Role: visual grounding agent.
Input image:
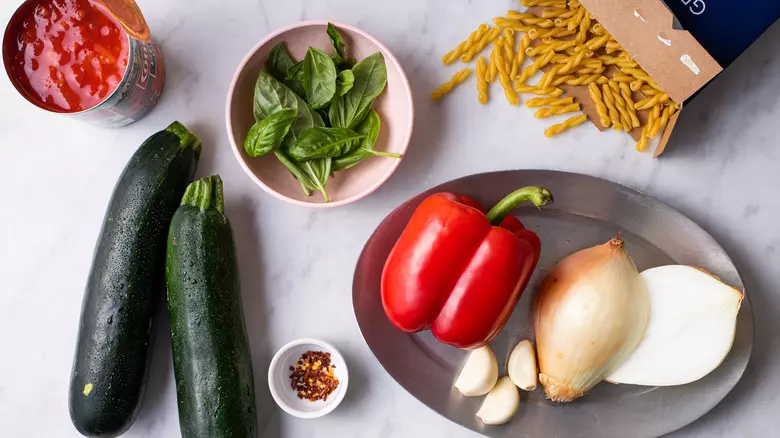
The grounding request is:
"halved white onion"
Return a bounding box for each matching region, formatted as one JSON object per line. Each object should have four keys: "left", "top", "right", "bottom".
{"left": 606, "top": 265, "right": 743, "bottom": 386}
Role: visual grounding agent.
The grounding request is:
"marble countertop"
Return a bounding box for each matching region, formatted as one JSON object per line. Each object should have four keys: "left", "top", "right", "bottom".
{"left": 2, "top": 1, "right": 779, "bottom": 437}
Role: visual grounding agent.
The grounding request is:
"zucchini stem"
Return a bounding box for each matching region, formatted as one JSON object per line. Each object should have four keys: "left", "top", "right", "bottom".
{"left": 181, "top": 175, "right": 225, "bottom": 214}
{"left": 166, "top": 121, "right": 203, "bottom": 159}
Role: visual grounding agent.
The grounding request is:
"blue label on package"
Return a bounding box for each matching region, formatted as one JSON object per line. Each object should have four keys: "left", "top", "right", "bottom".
{"left": 661, "top": 0, "right": 780, "bottom": 66}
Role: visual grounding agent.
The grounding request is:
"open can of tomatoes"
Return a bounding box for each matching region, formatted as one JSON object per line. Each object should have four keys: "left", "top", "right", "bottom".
{"left": 2, "top": 0, "right": 164, "bottom": 128}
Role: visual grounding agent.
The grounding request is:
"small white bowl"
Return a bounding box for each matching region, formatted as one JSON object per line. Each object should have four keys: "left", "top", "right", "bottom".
{"left": 268, "top": 338, "right": 349, "bottom": 419}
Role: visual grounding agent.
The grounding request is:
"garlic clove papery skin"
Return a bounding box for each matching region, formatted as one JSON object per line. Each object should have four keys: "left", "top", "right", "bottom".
{"left": 605, "top": 265, "right": 743, "bottom": 386}
{"left": 535, "top": 236, "right": 650, "bottom": 402}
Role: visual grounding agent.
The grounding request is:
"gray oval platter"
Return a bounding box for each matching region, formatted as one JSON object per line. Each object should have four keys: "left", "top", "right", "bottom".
{"left": 352, "top": 170, "right": 753, "bottom": 438}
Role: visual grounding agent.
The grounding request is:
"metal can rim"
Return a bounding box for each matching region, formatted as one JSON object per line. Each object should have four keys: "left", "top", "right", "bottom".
{"left": 1, "top": 0, "right": 136, "bottom": 116}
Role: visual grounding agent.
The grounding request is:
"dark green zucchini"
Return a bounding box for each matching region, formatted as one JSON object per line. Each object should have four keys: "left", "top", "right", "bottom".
{"left": 165, "top": 175, "right": 257, "bottom": 438}
{"left": 69, "top": 122, "right": 201, "bottom": 437}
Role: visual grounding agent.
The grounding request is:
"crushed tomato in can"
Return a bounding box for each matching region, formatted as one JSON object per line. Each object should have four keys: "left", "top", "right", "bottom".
{"left": 2, "top": 0, "right": 164, "bottom": 127}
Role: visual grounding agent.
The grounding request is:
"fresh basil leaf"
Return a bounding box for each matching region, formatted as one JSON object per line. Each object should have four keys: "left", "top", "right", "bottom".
{"left": 303, "top": 158, "right": 331, "bottom": 202}
{"left": 274, "top": 150, "right": 316, "bottom": 195}
{"left": 339, "top": 58, "right": 357, "bottom": 70}
{"left": 253, "top": 66, "right": 334, "bottom": 201}
{"left": 302, "top": 47, "right": 337, "bottom": 109}
{"left": 286, "top": 61, "right": 303, "bottom": 82}
{"left": 332, "top": 110, "right": 379, "bottom": 171}
{"left": 351, "top": 97, "right": 376, "bottom": 128}
{"left": 316, "top": 107, "right": 330, "bottom": 126}
{"left": 265, "top": 43, "right": 294, "bottom": 81}
{"left": 265, "top": 42, "right": 305, "bottom": 97}
{"left": 336, "top": 70, "right": 355, "bottom": 97}
{"left": 327, "top": 23, "right": 346, "bottom": 66}
{"left": 243, "top": 108, "right": 297, "bottom": 157}
{"left": 356, "top": 109, "right": 381, "bottom": 150}
{"left": 252, "top": 71, "right": 325, "bottom": 150}
{"left": 328, "top": 52, "right": 387, "bottom": 129}
{"left": 332, "top": 110, "right": 402, "bottom": 171}
{"left": 288, "top": 127, "right": 366, "bottom": 161}
{"left": 254, "top": 71, "right": 297, "bottom": 120}
{"left": 332, "top": 149, "right": 371, "bottom": 172}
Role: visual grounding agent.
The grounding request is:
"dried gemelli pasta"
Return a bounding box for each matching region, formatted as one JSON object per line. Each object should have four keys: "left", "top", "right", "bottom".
{"left": 534, "top": 103, "right": 581, "bottom": 118}
{"left": 605, "top": 39, "right": 621, "bottom": 54}
{"left": 516, "top": 50, "right": 555, "bottom": 85}
{"left": 435, "top": 0, "right": 680, "bottom": 148}
{"left": 522, "top": 0, "right": 568, "bottom": 7}
{"left": 588, "top": 83, "right": 610, "bottom": 128}
{"left": 476, "top": 56, "right": 489, "bottom": 104}
{"left": 443, "top": 24, "right": 488, "bottom": 65}
{"left": 545, "top": 114, "right": 588, "bottom": 137}
{"left": 487, "top": 47, "right": 499, "bottom": 84}
{"left": 601, "top": 83, "right": 623, "bottom": 131}
{"left": 618, "top": 82, "right": 641, "bottom": 127}
{"left": 637, "top": 104, "right": 660, "bottom": 151}
{"left": 650, "top": 104, "right": 675, "bottom": 137}
{"left": 639, "top": 85, "right": 658, "bottom": 96}
{"left": 590, "top": 23, "right": 606, "bottom": 35}
{"left": 561, "top": 74, "right": 607, "bottom": 86}
{"left": 636, "top": 126, "right": 649, "bottom": 152}
{"left": 432, "top": 68, "right": 472, "bottom": 100}
{"left": 508, "top": 11, "right": 555, "bottom": 28}
{"left": 529, "top": 26, "right": 574, "bottom": 40}
{"left": 461, "top": 27, "right": 502, "bottom": 63}
{"left": 492, "top": 17, "right": 534, "bottom": 32}
{"left": 576, "top": 11, "right": 590, "bottom": 44}
{"left": 494, "top": 37, "right": 520, "bottom": 105}
{"left": 503, "top": 29, "right": 516, "bottom": 72}
{"left": 515, "top": 84, "right": 564, "bottom": 96}
{"left": 542, "top": 7, "right": 575, "bottom": 19}
{"left": 511, "top": 34, "right": 531, "bottom": 79}
{"left": 567, "top": 6, "right": 586, "bottom": 31}
{"left": 608, "top": 80, "right": 634, "bottom": 130}
{"left": 525, "top": 96, "right": 574, "bottom": 108}
{"left": 630, "top": 80, "right": 645, "bottom": 91}
{"left": 636, "top": 93, "right": 670, "bottom": 110}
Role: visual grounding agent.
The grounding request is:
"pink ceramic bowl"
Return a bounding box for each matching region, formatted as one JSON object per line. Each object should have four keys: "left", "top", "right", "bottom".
{"left": 226, "top": 21, "right": 414, "bottom": 208}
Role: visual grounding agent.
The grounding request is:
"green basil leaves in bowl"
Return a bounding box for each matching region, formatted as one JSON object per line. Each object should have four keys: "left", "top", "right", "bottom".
{"left": 227, "top": 21, "right": 413, "bottom": 207}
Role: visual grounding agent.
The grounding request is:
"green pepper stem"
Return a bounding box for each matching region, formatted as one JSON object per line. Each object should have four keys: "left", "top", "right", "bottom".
{"left": 181, "top": 175, "right": 225, "bottom": 214}
{"left": 485, "top": 186, "right": 553, "bottom": 225}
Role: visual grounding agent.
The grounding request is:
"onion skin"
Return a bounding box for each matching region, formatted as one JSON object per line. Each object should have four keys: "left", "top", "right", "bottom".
{"left": 534, "top": 236, "right": 649, "bottom": 402}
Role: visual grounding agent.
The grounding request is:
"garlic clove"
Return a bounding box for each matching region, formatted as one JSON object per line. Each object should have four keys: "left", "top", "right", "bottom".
{"left": 606, "top": 265, "right": 743, "bottom": 386}
{"left": 476, "top": 376, "right": 520, "bottom": 425}
{"left": 454, "top": 345, "right": 499, "bottom": 396}
{"left": 508, "top": 340, "right": 538, "bottom": 391}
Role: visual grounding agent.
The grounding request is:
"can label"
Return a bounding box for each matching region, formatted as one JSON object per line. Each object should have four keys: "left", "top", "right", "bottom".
{"left": 77, "top": 37, "right": 165, "bottom": 128}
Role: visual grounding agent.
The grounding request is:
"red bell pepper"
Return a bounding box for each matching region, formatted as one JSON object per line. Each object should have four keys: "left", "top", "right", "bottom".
{"left": 381, "top": 186, "right": 553, "bottom": 349}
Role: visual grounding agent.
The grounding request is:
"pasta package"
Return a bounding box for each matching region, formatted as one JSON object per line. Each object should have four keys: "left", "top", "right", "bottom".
{"left": 434, "top": 0, "right": 779, "bottom": 155}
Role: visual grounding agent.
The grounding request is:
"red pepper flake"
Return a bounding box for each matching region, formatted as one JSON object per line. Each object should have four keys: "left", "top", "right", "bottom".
{"left": 289, "top": 350, "right": 340, "bottom": 402}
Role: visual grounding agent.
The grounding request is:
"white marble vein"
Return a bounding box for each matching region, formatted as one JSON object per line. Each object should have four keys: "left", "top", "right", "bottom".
{"left": 1, "top": 0, "right": 779, "bottom": 437}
